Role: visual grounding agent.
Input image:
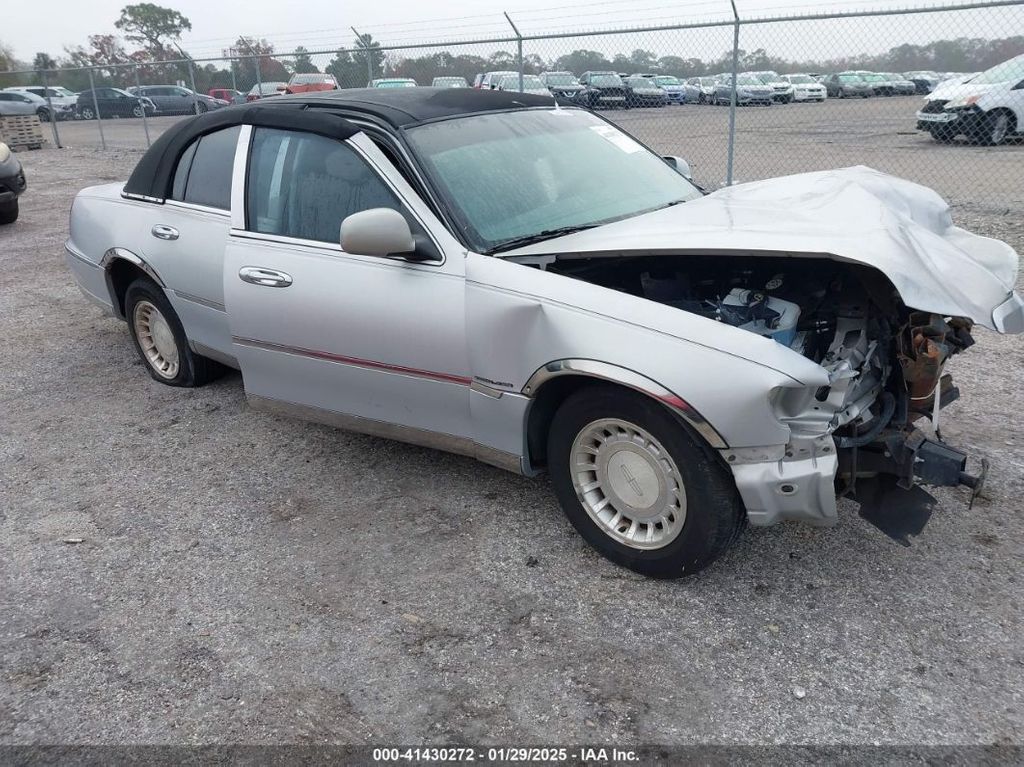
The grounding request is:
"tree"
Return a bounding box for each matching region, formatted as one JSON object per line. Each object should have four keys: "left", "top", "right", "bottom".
{"left": 291, "top": 46, "right": 319, "bottom": 74}
{"left": 353, "top": 33, "right": 385, "bottom": 79}
{"left": 32, "top": 52, "right": 58, "bottom": 72}
{"left": 0, "top": 41, "right": 17, "bottom": 71}
{"left": 115, "top": 3, "right": 192, "bottom": 59}
{"left": 553, "top": 50, "right": 613, "bottom": 74}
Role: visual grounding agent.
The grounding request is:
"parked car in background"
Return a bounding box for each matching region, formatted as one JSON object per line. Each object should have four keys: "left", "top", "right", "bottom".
{"left": 0, "top": 141, "right": 26, "bottom": 224}
{"left": 496, "top": 74, "right": 552, "bottom": 97}
{"left": 823, "top": 73, "right": 873, "bottom": 98}
{"left": 477, "top": 71, "right": 518, "bottom": 90}
{"left": 285, "top": 73, "right": 339, "bottom": 94}
{"left": 539, "top": 71, "right": 584, "bottom": 100}
{"left": 633, "top": 74, "right": 685, "bottom": 103}
{"left": 0, "top": 92, "right": 38, "bottom": 116}
{"left": 712, "top": 74, "right": 774, "bottom": 105}
{"left": 575, "top": 71, "right": 629, "bottom": 109}
{"left": 779, "top": 74, "right": 827, "bottom": 102}
{"left": 684, "top": 76, "right": 717, "bottom": 103}
{"left": 246, "top": 82, "right": 287, "bottom": 101}
{"left": 746, "top": 71, "right": 795, "bottom": 102}
{"left": 849, "top": 72, "right": 896, "bottom": 96}
{"left": 64, "top": 88, "right": 1023, "bottom": 577}
{"left": 875, "top": 73, "right": 917, "bottom": 96}
{"left": 368, "top": 78, "right": 418, "bottom": 88}
{"left": 209, "top": 88, "right": 246, "bottom": 104}
{"left": 904, "top": 71, "right": 944, "bottom": 94}
{"left": 432, "top": 76, "right": 469, "bottom": 88}
{"left": 3, "top": 86, "right": 78, "bottom": 121}
{"left": 76, "top": 88, "right": 157, "bottom": 119}
{"left": 917, "top": 53, "right": 1024, "bottom": 145}
{"left": 128, "top": 86, "right": 228, "bottom": 114}
{"left": 623, "top": 76, "right": 669, "bottom": 107}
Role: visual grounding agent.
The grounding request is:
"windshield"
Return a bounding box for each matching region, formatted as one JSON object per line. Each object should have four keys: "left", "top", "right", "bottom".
{"left": 434, "top": 78, "right": 466, "bottom": 86}
{"left": 545, "top": 73, "right": 579, "bottom": 85}
{"left": 406, "top": 109, "right": 702, "bottom": 254}
{"left": 654, "top": 76, "right": 679, "bottom": 86}
{"left": 735, "top": 75, "right": 762, "bottom": 86}
{"left": 971, "top": 55, "right": 1024, "bottom": 85}
{"left": 499, "top": 75, "right": 545, "bottom": 90}
{"left": 378, "top": 80, "right": 416, "bottom": 88}
{"left": 589, "top": 74, "right": 623, "bottom": 87}
{"left": 627, "top": 78, "right": 655, "bottom": 88}
{"left": 787, "top": 74, "right": 814, "bottom": 84}
{"left": 862, "top": 74, "right": 885, "bottom": 82}
{"left": 839, "top": 74, "right": 863, "bottom": 83}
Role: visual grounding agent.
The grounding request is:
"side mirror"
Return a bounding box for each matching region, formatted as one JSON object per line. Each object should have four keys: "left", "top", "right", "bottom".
{"left": 340, "top": 208, "right": 439, "bottom": 261}
{"left": 663, "top": 155, "right": 693, "bottom": 180}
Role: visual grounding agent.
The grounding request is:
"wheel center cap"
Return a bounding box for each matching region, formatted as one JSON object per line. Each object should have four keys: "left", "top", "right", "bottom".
{"left": 150, "top": 315, "right": 175, "bottom": 357}
{"left": 605, "top": 448, "right": 660, "bottom": 511}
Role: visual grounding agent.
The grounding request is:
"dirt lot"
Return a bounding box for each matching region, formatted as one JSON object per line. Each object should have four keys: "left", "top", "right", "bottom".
{"left": 1, "top": 111, "right": 1023, "bottom": 746}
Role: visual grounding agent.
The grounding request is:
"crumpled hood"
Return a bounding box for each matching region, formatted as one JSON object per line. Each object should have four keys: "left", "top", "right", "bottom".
{"left": 503, "top": 166, "right": 1021, "bottom": 330}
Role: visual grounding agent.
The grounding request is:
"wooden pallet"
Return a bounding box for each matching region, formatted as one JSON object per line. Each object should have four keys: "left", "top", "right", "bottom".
{"left": 0, "top": 114, "right": 46, "bottom": 150}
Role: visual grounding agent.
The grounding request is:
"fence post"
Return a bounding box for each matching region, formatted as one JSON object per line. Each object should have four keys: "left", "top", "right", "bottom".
{"left": 134, "top": 65, "right": 151, "bottom": 147}
{"left": 726, "top": 0, "right": 740, "bottom": 186}
{"left": 230, "top": 65, "right": 237, "bottom": 93}
{"left": 87, "top": 68, "right": 106, "bottom": 150}
{"left": 352, "top": 27, "right": 372, "bottom": 83}
{"left": 255, "top": 53, "right": 262, "bottom": 95}
{"left": 41, "top": 69, "right": 62, "bottom": 149}
{"left": 504, "top": 12, "right": 524, "bottom": 91}
{"left": 188, "top": 59, "right": 200, "bottom": 114}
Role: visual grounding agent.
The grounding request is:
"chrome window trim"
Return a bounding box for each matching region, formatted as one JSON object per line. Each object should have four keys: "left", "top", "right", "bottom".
{"left": 164, "top": 199, "right": 231, "bottom": 217}
{"left": 523, "top": 359, "right": 728, "bottom": 449}
{"left": 230, "top": 124, "right": 252, "bottom": 230}
{"left": 121, "top": 191, "right": 164, "bottom": 204}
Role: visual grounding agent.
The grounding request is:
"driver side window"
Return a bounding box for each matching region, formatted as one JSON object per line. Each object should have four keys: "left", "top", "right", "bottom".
{"left": 246, "top": 127, "right": 405, "bottom": 244}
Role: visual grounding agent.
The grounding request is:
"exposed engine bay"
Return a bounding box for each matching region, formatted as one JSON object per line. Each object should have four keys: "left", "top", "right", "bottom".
{"left": 541, "top": 253, "right": 986, "bottom": 501}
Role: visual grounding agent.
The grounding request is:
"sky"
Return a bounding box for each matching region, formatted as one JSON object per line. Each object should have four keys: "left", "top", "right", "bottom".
{"left": 5, "top": 0, "right": 1018, "bottom": 65}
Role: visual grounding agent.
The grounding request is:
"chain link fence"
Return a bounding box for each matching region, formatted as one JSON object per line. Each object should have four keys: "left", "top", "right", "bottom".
{"left": 1, "top": 0, "right": 1022, "bottom": 206}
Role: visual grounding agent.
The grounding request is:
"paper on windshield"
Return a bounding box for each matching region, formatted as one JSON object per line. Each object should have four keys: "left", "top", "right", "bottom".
{"left": 590, "top": 125, "right": 643, "bottom": 154}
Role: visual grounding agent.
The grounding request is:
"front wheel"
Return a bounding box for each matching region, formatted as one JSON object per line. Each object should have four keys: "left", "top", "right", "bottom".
{"left": 125, "top": 279, "right": 223, "bottom": 387}
{"left": 36, "top": 107, "right": 51, "bottom": 122}
{"left": 547, "top": 385, "right": 746, "bottom": 578}
{"left": 79, "top": 106, "right": 96, "bottom": 120}
{"left": 973, "top": 111, "right": 1013, "bottom": 146}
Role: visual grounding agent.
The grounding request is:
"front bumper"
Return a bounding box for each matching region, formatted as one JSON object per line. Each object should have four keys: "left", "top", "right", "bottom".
{"left": 916, "top": 106, "right": 984, "bottom": 134}
{"left": 0, "top": 163, "right": 26, "bottom": 205}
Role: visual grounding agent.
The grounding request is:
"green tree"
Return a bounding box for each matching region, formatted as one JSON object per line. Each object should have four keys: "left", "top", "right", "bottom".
{"left": 553, "top": 49, "right": 613, "bottom": 73}
{"left": 33, "top": 52, "right": 58, "bottom": 71}
{"left": 115, "top": 3, "right": 192, "bottom": 59}
{"left": 353, "top": 33, "right": 385, "bottom": 79}
{"left": 291, "top": 46, "right": 320, "bottom": 74}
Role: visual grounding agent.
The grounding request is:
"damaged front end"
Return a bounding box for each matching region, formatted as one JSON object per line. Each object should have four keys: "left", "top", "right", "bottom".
{"left": 543, "top": 253, "right": 992, "bottom": 527}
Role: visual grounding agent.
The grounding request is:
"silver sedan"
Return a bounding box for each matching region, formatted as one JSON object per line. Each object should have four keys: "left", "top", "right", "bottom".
{"left": 64, "top": 88, "right": 1023, "bottom": 577}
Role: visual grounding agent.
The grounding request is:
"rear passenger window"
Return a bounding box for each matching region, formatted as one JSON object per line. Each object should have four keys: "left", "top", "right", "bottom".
{"left": 246, "top": 127, "right": 404, "bottom": 244}
{"left": 170, "top": 125, "right": 240, "bottom": 210}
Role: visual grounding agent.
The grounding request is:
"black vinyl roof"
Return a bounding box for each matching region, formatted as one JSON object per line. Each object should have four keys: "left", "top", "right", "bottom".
{"left": 123, "top": 87, "right": 556, "bottom": 200}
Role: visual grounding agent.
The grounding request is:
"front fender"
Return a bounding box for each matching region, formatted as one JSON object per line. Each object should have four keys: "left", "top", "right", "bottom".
{"left": 466, "top": 253, "right": 823, "bottom": 449}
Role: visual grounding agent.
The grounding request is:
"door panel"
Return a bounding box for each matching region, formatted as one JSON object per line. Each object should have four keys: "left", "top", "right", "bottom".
{"left": 224, "top": 129, "right": 471, "bottom": 440}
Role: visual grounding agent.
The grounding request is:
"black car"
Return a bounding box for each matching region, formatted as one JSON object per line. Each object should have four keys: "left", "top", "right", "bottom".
{"left": 623, "top": 76, "right": 669, "bottom": 107}
{"left": 0, "top": 142, "right": 27, "bottom": 224}
{"left": 539, "top": 71, "right": 584, "bottom": 100}
{"left": 574, "top": 72, "right": 628, "bottom": 109}
{"left": 76, "top": 88, "right": 157, "bottom": 120}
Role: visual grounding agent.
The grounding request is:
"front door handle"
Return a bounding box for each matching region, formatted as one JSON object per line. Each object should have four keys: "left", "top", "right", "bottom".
{"left": 239, "top": 266, "right": 293, "bottom": 288}
{"left": 151, "top": 224, "right": 179, "bottom": 241}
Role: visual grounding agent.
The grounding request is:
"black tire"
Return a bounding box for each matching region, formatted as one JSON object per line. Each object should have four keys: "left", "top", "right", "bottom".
{"left": 547, "top": 385, "right": 746, "bottom": 578}
{"left": 36, "top": 107, "right": 51, "bottom": 122}
{"left": 0, "top": 200, "right": 18, "bottom": 225}
{"left": 196, "top": 101, "right": 208, "bottom": 114}
{"left": 972, "top": 111, "right": 1013, "bottom": 146}
{"left": 124, "top": 278, "right": 223, "bottom": 387}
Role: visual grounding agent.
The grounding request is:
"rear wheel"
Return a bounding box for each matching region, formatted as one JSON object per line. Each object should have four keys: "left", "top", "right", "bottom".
{"left": 36, "top": 107, "right": 51, "bottom": 122}
{"left": 125, "top": 279, "right": 223, "bottom": 387}
{"left": 0, "top": 200, "right": 18, "bottom": 225}
{"left": 547, "top": 385, "right": 746, "bottom": 578}
{"left": 79, "top": 106, "right": 96, "bottom": 120}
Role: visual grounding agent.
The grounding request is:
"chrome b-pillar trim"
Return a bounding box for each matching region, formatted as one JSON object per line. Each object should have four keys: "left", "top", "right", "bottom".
{"left": 522, "top": 359, "right": 728, "bottom": 449}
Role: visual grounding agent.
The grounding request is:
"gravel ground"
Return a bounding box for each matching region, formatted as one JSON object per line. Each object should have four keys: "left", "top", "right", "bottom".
{"left": 1, "top": 126, "right": 1022, "bottom": 746}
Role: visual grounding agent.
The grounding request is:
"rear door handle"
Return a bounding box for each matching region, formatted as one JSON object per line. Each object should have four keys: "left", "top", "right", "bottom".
{"left": 151, "top": 224, "right": 179, "bottom": 240}
{"left": 239, "top": 266, "right": 293, "bottom": 288}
